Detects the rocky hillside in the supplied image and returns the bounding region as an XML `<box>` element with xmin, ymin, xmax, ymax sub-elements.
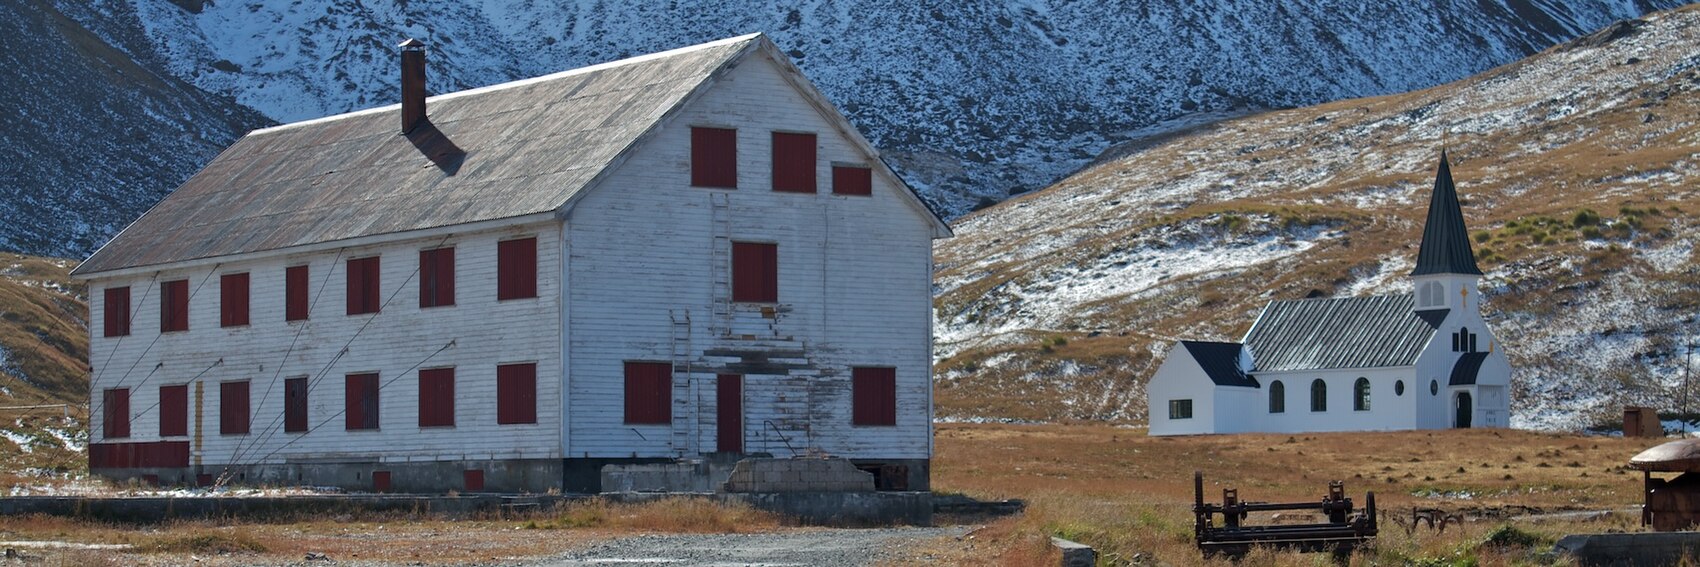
<box><xmin>934</xmin><ymin>6</ymin><xmax>1700</xmax><ymax>429</ymax></box>
<box><xmin>0</xmin><ymin>255</ymin><xmax>88</xmax><ymax>477</ymax></box>
<box><xmin>0</xmin><ymin>0</ymin><xmax>267</xmax><ymax>258</ymax></box>
<box><xmin>2</xmin><ymin>0</ymin><xmax>1676</xmax><ymax>261</ymax></box>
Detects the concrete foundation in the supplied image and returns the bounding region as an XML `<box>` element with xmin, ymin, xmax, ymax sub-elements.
<box><xmin>0</xmin><ymin>494</ymin><xmax>574</xmax><ymax>523</ymax></box>
<box><xmin>93</xmin><ymin>458</ymin><xmax>562</xmax><ymax>494</ymax></box>
<box><xmin>723</xmin><ymin>457</ymin><xmax>874</xmax><ymax>493</ymax></box>
<box><xmin>1556</xmin><ymin>532</ymin><xmax>1700</xmax><ymax>566</ymax></box>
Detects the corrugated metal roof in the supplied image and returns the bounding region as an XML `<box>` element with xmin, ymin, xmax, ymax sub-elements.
<box><xmin>1411</xmin><ymin>150</ymin><xmax>1483</xmax><ymax>276</ymax></box>
<box><xmin>1450</xmin><ymin>352</ymin><xmax>1489</xmax><ymax>385</ymax></box>
<box><xmin>74</xmin><ymin>35</ymin><xmax>762</xmax><ymax>275</ymax></box>
<box><xmin>1180</xmin><ymin>341</ymin><xmax>1258</xmax><ymax>387</ymax></box>
<box><xmin>1242</xmin><ymin>294</ymin><xmax>1444</xmax><ymax>372</ymax></box>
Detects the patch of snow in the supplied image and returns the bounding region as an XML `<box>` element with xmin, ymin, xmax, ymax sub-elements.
<box><xmin>0</xmin><ymin>429</ymin><xmax>35</xmax><ymax>453</ymax></box>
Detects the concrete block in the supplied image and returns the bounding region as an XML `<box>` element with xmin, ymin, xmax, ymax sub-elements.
<box><xmin>1051</xmin><ymin>537</ymin><xmax>1096</xmax><ymax>567</ymax></box>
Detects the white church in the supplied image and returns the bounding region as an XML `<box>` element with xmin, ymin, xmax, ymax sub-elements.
<box><xmin>1146</xmin><ymin>153</ymin><xmax>1511</xmax><ymax>436</ymax></box>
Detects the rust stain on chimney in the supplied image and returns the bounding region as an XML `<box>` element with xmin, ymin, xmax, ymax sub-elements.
<box><xmin>400</xmin><ymin>38</ymin><xmax>427</xmax><ymax>134</ymax></box>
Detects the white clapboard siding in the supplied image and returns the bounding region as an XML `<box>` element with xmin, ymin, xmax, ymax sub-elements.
<box><xmin>86</xmin><ymin>225</ymin><xmax>565</xmax><ymax>465</ymax></box>
<box><xmin>563</xmin><ymin>50</ymin><xmax>933</xmax><ymax>459</ymax></box>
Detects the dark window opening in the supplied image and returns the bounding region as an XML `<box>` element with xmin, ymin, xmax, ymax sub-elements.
<box><xmin>624</xmin><ymin>362</ymin><xmax>672</xmax><ymax>425</ymax></box>
<box><xmin>346</xmin><ymin>257</ymin><xmax>381</xmax><ymax>315</ymax></box>
<box><xmin>160</xmin><ymin>279</ymin><xmax>189</xmax><ymax>333</ymax></box>
<box><xmin>1310</xmin><ymin>379</ymin><xmax>1327</xmax><ymax>412</ymax></box>
<box><xmin>286</xmin><ymin>265</ymin><xmax>310</xmax><ymax>321</ymax></box>
<box><xmin>852</xmin><ymin>367</ymin><xmax>897</xmax><ymax>426</ymax></box>
<box><xmin>1168</xmin><ymin>399</ymin><xmax>1193</xmax><ymax>420</ymax></box>
<box><xmin>284</xmin><ymin>377</ymin><xmax>309</xmax><ymax>433</ymax></box>
<box><xmin>158</xmin><ymin>384</ymin><xmax>187</xmax><ymax>437</ymax></box>
<box><xmin>732</xmin><ymin>242</ymin><xmax>778</xmax><ymax>303</ymax></box>
<box><xmin>832</xmin><ymin>165</ymin><xmax>872</xmax><ymax>196</ymax></box>
<box><xmin>1354</xmin><ymin>377</ymin><xmax>1371</xmax><ymax>411</ymax></box>
<box><xmin>771</xmin><ymin>132</ymin><xmax>817</xmax><ymax>193</ymax></box>
<box><xmin>102</xmin><ymin>388</ymin><xmax>130</xmax><ymax>439</ymax></box>
<box><xmin>1268</xmin><ymin>380</ymin><xmax>1285</xmax><ymax>414</ymax></box>
<box><xmin>103</xmin><ymin>286</ymin><xmax>131</xmax><ymax>337</ymax></box>
<box><xmin>497</xmin><ymin>363</ymin><xmax>537</xmax><ymax>425</ymax></box>
<box><xmin>220</xmin><ymin>272</ymin><xmax>250</xmax><ymax>327</ymax></box>
<box><xmin>497</xmin><ymin>238</ymin><xmax>538</xmax><ymax>300</ymax></box>
<box><xmin>419</xmin><ymin>247</ymin><xmax>456</xmax><ymax>308</ymax></box>
<box><xmin>345</xmin><ymin>373</ymin><xmax>380</xmax><ymax>430</ymax></box>
<box><xmin>691</xmin><ymin>127</ymin><xmax>738</xmax><ymax>188</ymax></box>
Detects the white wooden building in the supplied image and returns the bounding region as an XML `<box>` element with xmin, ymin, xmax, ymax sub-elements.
<box><xmin>72</xmin><ymin>34</ymin><xmax>950</xmax><ymax>493</ymax></box>
<box><xmin>1146</xmin><ymin>153</ymin><xmax>1511</xmax><ymax>436</ymax></box>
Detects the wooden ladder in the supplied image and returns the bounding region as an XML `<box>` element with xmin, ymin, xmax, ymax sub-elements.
<box><xmin>668</xmin><ymin>309</ymin><xmax>695</xmax><ymax>457</ymax></box>
<box><xmin>709</xmin><ymin>192</ymin><xmax>733</xmax><ymax>338</ymax></box>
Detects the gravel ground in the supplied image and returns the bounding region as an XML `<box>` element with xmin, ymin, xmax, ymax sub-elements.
<box><xmin>535</xmin><ymin>526</ymin><xmax>974</xmax><ymax>566</ymax></box>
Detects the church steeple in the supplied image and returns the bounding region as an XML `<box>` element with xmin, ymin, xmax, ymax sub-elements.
<box><xmin>1411</xmin><ymin>150</ymin><xmax>1483</xmax><ymax>276</ymax></box>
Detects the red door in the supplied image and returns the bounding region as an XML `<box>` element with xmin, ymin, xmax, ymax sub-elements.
<box><xmin>717</xmin><ymin>375</ymin><xmax>743</xmax><ymax>453</ymax></box>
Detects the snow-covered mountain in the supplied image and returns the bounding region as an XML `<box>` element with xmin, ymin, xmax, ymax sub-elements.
<box><xmin>10</xmin><ymin>0</ymin><xmax>1677</xmax><ymax>260</ymax></box>
<box><xmin>933</xmin><ymin>5</ymin><xmax>1700</xmax><ymax>429</ymax></box>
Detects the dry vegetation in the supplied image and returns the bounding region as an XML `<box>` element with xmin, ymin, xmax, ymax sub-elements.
<box><xmin>932</xmin><ymin>5</ymin><xmax>1700</xmax><ymax>425</ymax></box>
<box><xmin>927</xmin><ymin>423</ymin><xmax>1670</xmax><ymax>566</ymax></box>
<box><xmin>0</xmin><ymin>253</ymin><xmax>88</xmax><ymax>480</ymax></box>
<box><xmin>0</xmin><ymin>497</ymin><xmax>785</xmax><ymax>565</ymax></box>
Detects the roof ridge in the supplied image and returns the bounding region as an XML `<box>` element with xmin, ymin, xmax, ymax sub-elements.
<box><xmin>251</xmin><ymin>33</ymin><xmax>764</xmax><ymax>136</ymax></box>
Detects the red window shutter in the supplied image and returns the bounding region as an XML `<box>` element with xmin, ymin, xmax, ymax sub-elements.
<box><xmin>347</xmin><ymin>257</ymin><xmax>381</xmax><ymax>315</ymax></box>
<box><xmin>346</xmin><ymin>373</ymin><xmax>380</xmax><ymax>430</ymax></box>
<box><xmin>285</xmin><ymin>265</ymin><xmax>310</xmax><ymax>321</ymax></box>
<box><xmin>497</xmin><ymin>363</ymin><xmax>537</xmax><ymax>425</ymax></box>
<box><xmin>832</xmin><ymin>166</ymin><xmax>873</xmax><ymax>196</ymax></box>
<box><xmin>772</xmin><ymin>132</ymin><xmax>817</xmax><ymax>193</ymax></box>
<box><xmin>852</xmin><ymin>367</ymin><xmax>897</xmax><ymax>426</ymax></box>
<box><xmin>102</xmin><ymin>388</ymin><xmax>130</xmax><ymax>439</ymax></box>
<box><xmin>691</xmin><ymin>127</ymin><xmax>738</xmax><ymax>188</ymax></box>
<box><xmin>158</xmin><ymin>385</ymin><xmax>188</xmax><ymax>437</ymax></box>
<box><xmin>220</xmin><ymin>273</ymin><xmax>250</xmax><ymax>327</ymax></box>
<box><xmin>497</xmin><ymin>238</ymin><xmax>538</xmax><ymax>300</ymax></box>
<box><xmin>419</xmin><ymin>247</ymin><xmax>455</xmax><ymax>308</ymax></box>
<box><xmin>623</xmin><ymin>362</ymin><xmax>672</xmax><ymax>424</ymax></box>
<box><xmin>284</xmin><ymin>377</ymin><xmax>309</xmax><ymax>433</ymax></box>
<box><xmin>103</xmin><ymin>286</ymin><xmax>130</xmax><ymax>337</ymax></box>
<box><xmin>419</xmin><ymin>368</ymin><xmax>456</xmax><ymax>427</ymax></box>
<box><xmin>160</xmin><ymin>280</ymin><xmax>189</xmax><ymax>332</ymax></box>
<box><xmin>220</xmin><ymin>381</ymin><xmax>250</xmax><ymax>435</ymax></box>
<box><xmin>463</xmin><ymin>469</ymin><xmax>485</xmax><ymax>492</ymax></box>
<box><xmin>731</xmin><ymin>242</ymin><xmax>778</xmax><ymax>303</ymax></box>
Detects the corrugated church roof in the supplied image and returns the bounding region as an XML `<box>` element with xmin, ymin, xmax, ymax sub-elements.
<box><xmin>1411</xmin><ymin>150</ymin><xmax>1483</xmax><ymax>276</ymax></box>
<box><xmin>1243</xmin><ymin>295</ymin><xmax>1444</xmax><ymax>372</ymax></box>
<box><xmin>1179</xmin><ymin>341</ymin><xmax>1257</xmax><ymax>387</ymax></box>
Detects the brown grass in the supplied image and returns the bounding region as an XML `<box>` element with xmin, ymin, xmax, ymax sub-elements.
<box><xmin>930</xmin><ymin>423</ymin><xmax>1663</xmax><ymax>565</ymax></box>
<box><xmin>525</xmin><ymin>496</ymin><xmax>784</xmax><ymax>532</ymax></box>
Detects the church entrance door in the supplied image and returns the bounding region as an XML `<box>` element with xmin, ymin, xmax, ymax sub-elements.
<box><xmin>1454</xmin><ymin>392</ymin><xmax>1473</xmax><ymax>428</ymax></box>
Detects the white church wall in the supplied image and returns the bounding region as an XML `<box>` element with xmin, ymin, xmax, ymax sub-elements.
<box><xmin>1146</xmin><ymin>346</ymin><xmax>1218</xmax><ymax>436</ymax></box>
<box><xmin>1249</xmin><ymin>367</ymin><xmax>1415</xmax><ymax>433</ymax></box>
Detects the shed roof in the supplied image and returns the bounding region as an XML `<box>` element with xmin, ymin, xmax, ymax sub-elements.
<box><xmin>1179</xmin><ymin>341</ymin><xmax>1257</xmax><ymax>388</ymax></box>
<box><xmin>75</xmin><ymin>33</ymin><xmax>948</xmax><ymax>276</ymax></box>
<box><xmin>1242</xmin><ymin>295</ymin><xmax>1445</xmax><ymax>372</ymax></box>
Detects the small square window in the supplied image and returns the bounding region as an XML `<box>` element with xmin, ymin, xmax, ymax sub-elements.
<box><xmin>1168</xmin><ymin>399</ymin><xmax>1193</xmax><ymax>420</ymax></box>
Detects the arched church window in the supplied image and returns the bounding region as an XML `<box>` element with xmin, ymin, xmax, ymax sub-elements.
<box><xmin>1354</xmin><ymin>378</ymin><xmax>1371</xmax><ymax>411</ymax></box>
<box><xmin>1310</xmin><ymin>379</ymin><xmax>1327</xmax><ymax>412</ymax></box>
<box><xmin>1269</xmin><ymin>381</ymin><xmax>1285</xmax><ymax>414</ymax></box>
<box><xmin>1421</xmin><ymin>282</ymin><xmax>1444</xmax><ymax>307</ymax></box>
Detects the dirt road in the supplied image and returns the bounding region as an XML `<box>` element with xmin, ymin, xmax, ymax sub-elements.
<box><xmin>537</xmin><ymin>526</ymin><xmax>972</xmax><ymax>566</ymax></box>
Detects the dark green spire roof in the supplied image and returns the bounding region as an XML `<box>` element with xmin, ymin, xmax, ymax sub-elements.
<box><xmin>1411</xmin><ymin>150</ymin><xmax>1483</xmax><ymax>276</ymax></box>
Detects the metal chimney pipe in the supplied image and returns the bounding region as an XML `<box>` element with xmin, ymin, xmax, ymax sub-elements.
<box><xmin>399</xmin><ymin>38</ymin><xmax>427</xmax><ymax>134</ymax></box>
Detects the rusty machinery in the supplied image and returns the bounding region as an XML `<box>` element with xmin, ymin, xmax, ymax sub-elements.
<box><xmin>1192</xmin><ymin>471</ymin><xmax>1377</xmax><ymax>558</ymax></box>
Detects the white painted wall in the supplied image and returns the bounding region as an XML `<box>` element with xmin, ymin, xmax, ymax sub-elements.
<box><xmin>1247</xmin><ymin>367</ymin><xmax>1417</xmax><ymax>433</ymax></box>
<box><xmin>86</xmin><ymin>224</ymin><xmax>564</xmax><ymax>466</ymax></box>
<box><xmin>1145</xmin><ymin>344</ymin><xmax>1218</xmax><ymax>436</ymax></box>
<box><xmin>561</xmin><ymin>51</ymin><xmax>935</xmax><ymax>459</ymax></box>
